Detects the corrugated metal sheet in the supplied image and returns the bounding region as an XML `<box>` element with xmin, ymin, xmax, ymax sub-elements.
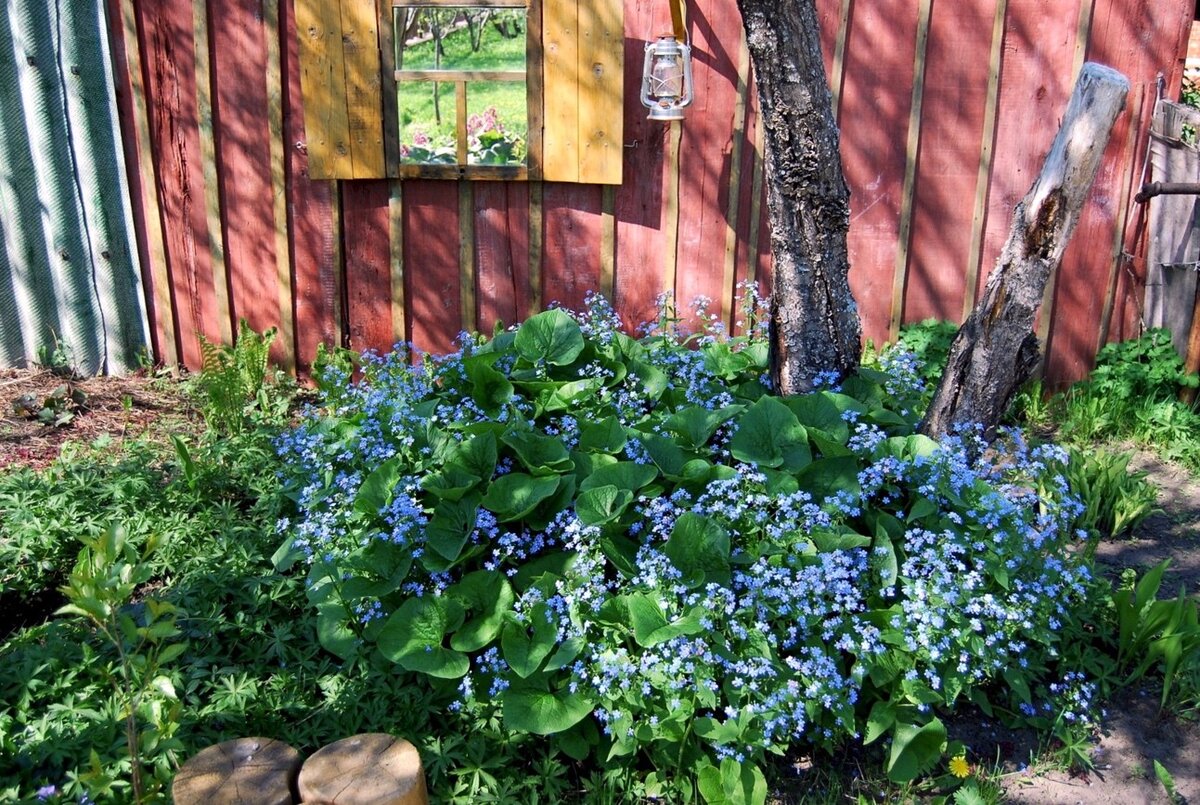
<box><xmin>0</xmin><ymin>0</ymin><xmax>147</xmax><ymax>375</ymax></box>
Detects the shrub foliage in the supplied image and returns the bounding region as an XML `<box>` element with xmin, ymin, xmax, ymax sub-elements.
<box><xmin>278</xmin><ymin>296</ymin><xmax>1108</xmax><ymax>799</ymax></box>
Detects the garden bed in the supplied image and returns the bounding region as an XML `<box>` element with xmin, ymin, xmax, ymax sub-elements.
<box><xmin>2</xmin><ymin>309</ymin><xmax>1199</xmax><ymax>803</ymax></box>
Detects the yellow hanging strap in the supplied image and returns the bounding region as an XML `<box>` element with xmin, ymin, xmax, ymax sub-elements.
<box><xmin>668</xmin><ymin>0</ymin><xmax>686</xmax><ymax>41</ymax></box>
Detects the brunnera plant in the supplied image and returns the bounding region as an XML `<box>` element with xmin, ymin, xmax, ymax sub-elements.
<box><xmin>276</xmin><ymin>293</ymin><xmax>1099</xmax><ymax>803</ymax></box>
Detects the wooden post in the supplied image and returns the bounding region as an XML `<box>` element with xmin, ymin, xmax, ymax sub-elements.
<box><xmin>1183</xmin><ymin>281</ymin><xmax>1200</xmax><ymax>405</ymax></box>
<box><xmin>298</xmin><ymin>733</ymin><xmax>428</xmax><ymax>805</ymax></box>
<box><xmin>921</xmin><ymin>63</ymin><xmax>1130</xmax><ymax>438</ymax></box>
<box><xmin>172</xmin><ymin>738</ymin><xmax>301</xmax><ymax>805</ymax></box>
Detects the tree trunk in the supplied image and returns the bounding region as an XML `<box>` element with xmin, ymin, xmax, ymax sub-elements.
<box><xmin>736</xmin><ymin>0</ymin><xmax>861</xmax><ymax>393</ymax></box>
<box><xmin>921</xmin><ymin>63</ymin><xmax>1129</xmax><ymax>438</ymax></box>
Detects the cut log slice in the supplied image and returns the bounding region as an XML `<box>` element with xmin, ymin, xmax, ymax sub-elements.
<box><xmin>172</xmin><ymin>737</ymin><xmax>301</xmax><ymax>805</ymax></box>
<box><xmin>298</xmin><ymin>733</ymin><xmax>428</xmax><ymax>805</ymax></box>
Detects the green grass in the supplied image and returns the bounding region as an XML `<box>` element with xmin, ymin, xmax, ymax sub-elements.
<box><xmin>397</xmin><ymin>19</ymin><xmax>527</xmax><ymax>144</ymax></box>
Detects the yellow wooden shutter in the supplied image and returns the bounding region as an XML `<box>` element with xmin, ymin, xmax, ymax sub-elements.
<box><xmin>295</xmin><ymin>0</ymin><xmax>386</xmax><ymax>179</ymax></box>
<box><xmin>542</xmin><ymin>0</ymin><xmax>624</xmax><ymax>184</ymax></box>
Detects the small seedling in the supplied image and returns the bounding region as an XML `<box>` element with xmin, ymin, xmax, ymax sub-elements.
<box><xmin>12</xmin><ymin>384</ymin><xmax>88</xmax><ymax>427</ymax></box>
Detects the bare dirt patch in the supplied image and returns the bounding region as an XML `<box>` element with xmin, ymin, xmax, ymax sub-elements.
<box><xmin>0</xmin><ymin>368</ymin><xmax>199</xmax><ymax>471</ymax></box>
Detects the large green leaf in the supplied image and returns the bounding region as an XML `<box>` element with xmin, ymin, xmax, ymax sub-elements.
<box><xmin>426</xmin><ymin>496</ymin><xmax>480</xmax><ymax>562</ymax></box>
<box><xmin>449</xmin><ymin>571</ymin><xmax>514</xmax><ymax>652</ymax></box>
<box><xmin>450</xmin><ymin>431</ymin><xmax>498</xmax><ymax>482</ymax></box>
<box><xmin>377</xmin><ymin>597</ymin><xmax>469</xmax><ymax>678</ymax></box>
<box><xmin>579</xmin><ymin>461</ymin><xmax>658</xmax><ymax>492</ymax></box>
<box><xmin>697</xmin><ymin>758</ymin><xmax>768</xmax><ymax>805</ymax></box>
<box><xmin>784</xmin><ymin>393</ymin><xmax>850</xmax><ymax>441</ymax></box>
<box><xmin>515</xmin><ymin>309</ymin><xmax>585</xmax><ymax>366</ymax></box>
<box><xmin>887</xmin><ymin>717</ymin><xmax>946</xmax><ymax>783</ymax></box>
<box><xmin>627</xmin><ymin>360</ymin><xmax>669</xmax><ymax>400</ymax></box>
<box><xmin>664</xmin><ymin>513</ymin><xmax>731</xmax><ymax>588</ymax></box>
<box><xmin>729</xmin><ymin>396</ymin><xmax>810</xmax><ymax>470</ymax></box>
<box><xmin>503</xmin><ymin>677</ymin><xmax>596</xmax><ymax>735</ymax></box>
<box><xmin>480</xmin><ymin>473</ymin><xmax>561</xmax><ymax>521</ymax></box>
<box><xmin>354</xmin><ymin>457</ymin><xmax>403</xmax><ymax>515</ymax></box>
<box><xmin>501</xmin><ymin>604</ymin><xmax>559</xmax><ymax>678</ymax></box>
<box><xmin>793</xmin><ymin>457</ymin><xmax>861</xmax><ymax>501</ymax></box>
<box><xmin>624</xmin><ymin>593</ymin><xmax>705</xmax><ymax>647</ymax></box>
<box><xmin>664</xmin><ymin>405</ymin><xmax>743</xmax><ymax>450</ymax></box>
<box><xmin>419</xmin><ymin>464</ymin><xmax>481</xmax><ymax>501</ymax></box>
<box><xmin>635</xmin><ymin>432</ymin><xmax>688</xmax><ymax>476</ymax></box>
<box><xmin>578</xmin><ymin>416</ymin><xmax>627</xmax><ymax>453</ymax></box>
<box><xmin>536</xmin><ymin>379</ymin><xmax>603</xmax><ymax>413</ymax></box>
<box><xmin>465</xmin><ymin>355</ymin><xmax>514</xmax><ymax>412</ymax></box>
<box><xmin>502</xmin><ymin>428</ymin><xmax>574</xmax><ymax>475</ymax></box>
<box><xmin>576</xmin><ymin>485</ymin><xmax>634</xmax><ymax>526</ymax></box>
<box><xmin>316</xmin><ymin>601</ymin><xmax>359</xmax><ymax>660</ymax></box>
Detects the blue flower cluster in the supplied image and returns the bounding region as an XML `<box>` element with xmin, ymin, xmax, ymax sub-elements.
<box><xmin>275</xmin><ymin>292</ymin><xmax>1100</xmax><ymax>780</ymax></box>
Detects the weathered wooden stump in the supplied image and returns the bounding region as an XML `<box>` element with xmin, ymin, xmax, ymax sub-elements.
<box><xmin>298</xmin><ymin>733</ymin><xmax>427</xmax><ymax>805</ymax></box>
<box><xmin>172</xmin><ymin>737</ymin><xmax>301</xmax><ymax>805</ymax></box>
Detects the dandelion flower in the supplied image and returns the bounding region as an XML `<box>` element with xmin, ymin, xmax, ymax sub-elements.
<box><xmin>949</xmin><ymin>754</ymin><xmax>971</xmax><ymax>779</ymax></box>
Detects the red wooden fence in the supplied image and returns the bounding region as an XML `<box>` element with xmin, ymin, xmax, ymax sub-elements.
<box><xmin>108</xmin><ymin>0</ymin><xmax>1193</xmax><ymax>384</ymax></box>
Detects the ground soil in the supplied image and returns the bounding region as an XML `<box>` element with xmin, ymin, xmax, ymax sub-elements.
<box><xmin>0</xmin><ymin>370</ymin><xmax>1197</xmax><ymax>803</ymax></box>
<box><xmin>0</xmin><ymin>367</ymin><xmax>199</xmax><ymax>470</ymax></box>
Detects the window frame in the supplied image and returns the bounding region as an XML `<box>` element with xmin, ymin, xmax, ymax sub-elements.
<box><xmin>381</xmin><ymin>0</ymin><xmax>541</xmax><ymax>181</ymax></box>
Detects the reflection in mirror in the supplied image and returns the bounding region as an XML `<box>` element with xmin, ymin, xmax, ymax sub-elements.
<box><xmin>394</xmin><ymin>6</ymin><xmax>528</xmax><ymax>168</ymax></box>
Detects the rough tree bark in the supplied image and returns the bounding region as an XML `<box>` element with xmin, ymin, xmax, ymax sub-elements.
<box><xmin>736</xmin><ymin>0</ymin><xmax>861</xmax><ymax>394</ymax></box>
<box><xmin>921</xmin><ymin>63</ymin><xmax>1130</xmax><ymax>438</ymax></box>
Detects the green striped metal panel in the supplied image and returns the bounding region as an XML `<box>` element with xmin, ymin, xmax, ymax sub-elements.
<box><xmin>0</xmin><ymin>0</ymin><xmax>148</xmax><ymax>375</ymax></box>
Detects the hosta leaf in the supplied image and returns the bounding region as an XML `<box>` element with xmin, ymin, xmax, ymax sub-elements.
<box><xmin>515</xmin><ymin>309</ymin><xmax>585</xmax><ymax>366</ymax></box>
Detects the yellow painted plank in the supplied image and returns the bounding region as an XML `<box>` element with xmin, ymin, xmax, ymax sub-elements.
<box><xmin>889</xmin><ymin>0</ymin><xmax>933</xmax><ymax>341</ymax></box>
<box><xmin>542</xmin><ymin>0</ymin><xmax>579</xmax><ymax>182</ymax></box>
<box><xmin>192</xmin><ymin>0</ymin><xmax>232</xmax><ymax>344</ymax></box>
<box><xmin>390</xmin><ymin>180</ymin><xmax>407</xmax><ymax>344</ymax></box>
<box><xmin>745</xmin><ymin>114</ymin><xmax>766</xmax><ymax>292</ymax></box>
<box><xmin>295</xmin><ymin>0</ymin><xmax>352</xmax><ymax>179</ymax></box>
<box><xmin>119</xmin><ymin>0</ymin><xmax>176</xmax><ymax>364</ymax></box>
<box><xmin>601</xmin><ymin>185</ymin><xmax>615</xmax><ymax>298</ymax></box>
<box><xmin>526</xmin><ymin>0</ymin><xmax>544</xmax><ymax>178</ymax></box>
<box><xmin>577</xmin><ymin>0</ymin><xmax>623</xmax><ymax>184</ymax></box>
<box><xmin>964</xmin><ymin>0</ymin><xmax>1009</xmax><ymax>319</ymax></box>
<box><xmin>459</xmin><ymin>181</ymin><xmax>477</xmax><ymax>331</ymax></box>
<box><xmin>663</xmin><ymin>120</ymin><xmax>682</xmax><ymax>297</ymax></box>
<box><xmin>265</xmin><ymin>0</ymin><xmax>296</xmax><ymax>372</ymax></box>
<box><xmin>339</xmin><ymin>0</ymin><xmax>386</xmax><ymax>177</ymax></box>
<box><xmin>529</xmin><ymin>181</ymin><xmax>544</xmax><ymax>312</ymax></box>
<box><xmin>830</xmin><ymin>0</ymin><xmax>853</xmax><ymax>119</ymax></box>
<box><xmin>722</xmin><ymin>23</ymin><xmax>752</xmax><ymax>329</ymax></box>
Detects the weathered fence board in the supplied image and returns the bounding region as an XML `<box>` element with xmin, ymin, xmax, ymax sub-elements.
<box><xmin>84</xmin><ymin>0</ymin><xmax>1196</xmax><ymax>385</ymax></box>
